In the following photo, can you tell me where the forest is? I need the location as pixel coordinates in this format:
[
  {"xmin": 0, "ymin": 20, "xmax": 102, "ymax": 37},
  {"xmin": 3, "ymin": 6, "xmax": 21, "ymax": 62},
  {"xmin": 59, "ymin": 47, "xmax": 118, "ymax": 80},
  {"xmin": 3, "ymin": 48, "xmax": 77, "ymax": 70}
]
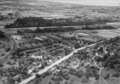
[{"xmin": 4, "ymin": 17, "xmax": 113, "ymax": 28}]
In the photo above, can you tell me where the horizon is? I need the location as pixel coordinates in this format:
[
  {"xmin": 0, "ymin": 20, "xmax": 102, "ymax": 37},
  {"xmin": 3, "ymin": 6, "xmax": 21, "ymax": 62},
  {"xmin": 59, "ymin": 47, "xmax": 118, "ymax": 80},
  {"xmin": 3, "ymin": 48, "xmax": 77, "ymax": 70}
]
[{"xmin": 45, "ymin": 0, "xmax": 120, "ymax": 6}]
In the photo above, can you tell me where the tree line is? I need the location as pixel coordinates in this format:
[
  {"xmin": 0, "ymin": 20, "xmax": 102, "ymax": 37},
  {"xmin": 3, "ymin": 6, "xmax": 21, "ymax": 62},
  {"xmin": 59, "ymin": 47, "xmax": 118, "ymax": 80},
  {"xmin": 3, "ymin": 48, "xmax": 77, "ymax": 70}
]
[
  {"xmin": 82, "ymin": 25, "xmax": 116, "ymax": 30},
  {"xmin": 4, "ymin": 17, "xmax": 113, "ymax": 28},
  {"xmin": 17, "ymin": 27, "xmax": 76, "ymax": 33}
]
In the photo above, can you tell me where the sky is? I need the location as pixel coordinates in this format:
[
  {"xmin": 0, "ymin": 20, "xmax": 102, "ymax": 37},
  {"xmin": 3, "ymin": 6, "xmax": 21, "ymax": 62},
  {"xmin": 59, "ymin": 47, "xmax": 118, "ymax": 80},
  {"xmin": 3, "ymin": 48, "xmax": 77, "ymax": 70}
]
[{"xmin": 45, "ymin": 0, "xmax": 120, "ymax": 6}]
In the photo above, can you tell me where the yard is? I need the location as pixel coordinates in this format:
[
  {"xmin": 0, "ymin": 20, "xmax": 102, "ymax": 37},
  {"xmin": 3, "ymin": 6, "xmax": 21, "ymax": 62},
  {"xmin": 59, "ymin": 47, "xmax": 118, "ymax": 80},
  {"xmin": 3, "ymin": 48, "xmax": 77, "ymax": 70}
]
[
  {"xmin": 101, "ymin": 68, "xmax": 120, "ymax": 84},
  {"xmin": 0, "ymin": 38, "xmax": 12, "ymax": 59}
]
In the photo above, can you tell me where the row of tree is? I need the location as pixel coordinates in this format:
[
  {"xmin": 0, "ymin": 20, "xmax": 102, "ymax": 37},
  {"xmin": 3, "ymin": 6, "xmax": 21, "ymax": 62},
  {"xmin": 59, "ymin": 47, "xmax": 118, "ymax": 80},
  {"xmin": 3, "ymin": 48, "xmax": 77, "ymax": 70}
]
[
  {"xmin": 17, "ymin": 27, "xmax": 76, "ymax": 33},
  {"xmin": 4, "ymin": 17, "xmax": 114, "ymax": 28},
  {"xmin": 82, "ymin": 25, "xmax": 116, "ymax": 30},
  {"xmin": 35, "ymin": 27, "xmax": 76, "ymax": 33}
]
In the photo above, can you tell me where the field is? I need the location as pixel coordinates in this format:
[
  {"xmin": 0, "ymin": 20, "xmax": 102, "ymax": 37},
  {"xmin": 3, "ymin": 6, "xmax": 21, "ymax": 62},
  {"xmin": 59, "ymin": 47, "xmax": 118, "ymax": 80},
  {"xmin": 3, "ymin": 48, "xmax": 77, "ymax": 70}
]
[
  {"xmin": 54, "ymin": 28, "xmax": 120, "ymax": 43},
  {"xmin": 101, "ymin": 68, "xmax": 120, "ymax": 84},
  {"xmin": 106, "ymin": 22, "xmax": 120, "ymax": 28},
  {"xmin": 0, "ymin": 19, "xmax": 15, "ymax": 29},
  {"xmin": 74, "ymin": 28, "xmax": 120, "ymax": 40},
  {"xmin": 95, "ymin": 28, "xmax": 120, "ymax": 38},
  {"xmin": 57, "ymin": 30, "xmax": 104, "ymax": 42}
]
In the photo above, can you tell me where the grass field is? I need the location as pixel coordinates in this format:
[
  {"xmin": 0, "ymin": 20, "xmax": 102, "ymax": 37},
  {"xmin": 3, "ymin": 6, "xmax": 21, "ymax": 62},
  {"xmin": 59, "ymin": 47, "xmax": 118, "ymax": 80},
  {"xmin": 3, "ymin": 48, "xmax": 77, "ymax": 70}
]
[
  {"xmin": 101, "ymin": 68, "xmax": 120, "ymax": 84},
  {"xmin": 59, "ymin": 31, "xmax": 104, "ymax": 42},
  {"xmin": 0, "ymin": 19, "xmax": 15, "ymax": 29},
  {"xmin": 0, "ymin": 26, "xmax": 4, "ymax": 29},
  {"xmin": 95, "ymin": 28, "xmax": 120, "ymax": 38},
  {"xmin": 74, "ymin": 28, "xmax": 120, "ymax": 40},
  {"xmin": 106, "ymin": 22, "xmax": 120, "ymax": 28}
]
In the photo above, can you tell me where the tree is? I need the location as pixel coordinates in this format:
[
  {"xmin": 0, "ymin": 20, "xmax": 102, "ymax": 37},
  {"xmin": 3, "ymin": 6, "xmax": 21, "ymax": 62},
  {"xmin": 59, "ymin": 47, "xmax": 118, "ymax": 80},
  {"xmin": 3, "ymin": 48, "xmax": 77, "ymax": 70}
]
[
  {"xmin": 76, "ymin": 70, "xmax": 84, "ymax": 78},
  {"xmin": 0, "ymin": 31, "xmax": 6, "ymax": 38},
  {"xmin": 81, "ymin": 77, "xmax": 89, "ymax": 83},
  {"xmin": 64, "ymin": 81, "xmax": 68, "ymax": 84},
  {"xmin": 5, "ymin": 47, "xmax": 11, "ymax": 52},
  {"xmin": 69, "ymin": 69, "xmax": 76, "ymax": 75},
  {"xmin": 51, "ymin": 77, "xmax": 55, "ymax": 81},
  {"xmin": 63, "ymin": 73, "xmax": 70, "ymax": 80},
  {"xmin": 0, "ymin": 63, "xmax": 3, "ymax": 67},
  {"xmin": 48, "ymin": 81, "xmax": 52, "ymax": 84},
  {"xmin": 34, "ymin": 79, "xmax": 40, "ymax": 84},
  {"xmin": 104, "ymin": 74, "xmax": 110, "ymax": 80},
  {"xmin": 112, "ymin": 73, "xmax": 120, "ymax": 77},
  {"xmin": 36, "ymin": 74, "xmax": 41, "ymax": 78},
  {"xmin": 7, "ymin": 78, "xmax": 15, "ymax": 84},
  {"xmin": 74, "ymin": 43, "xmax": 81, "ymax": 49}
]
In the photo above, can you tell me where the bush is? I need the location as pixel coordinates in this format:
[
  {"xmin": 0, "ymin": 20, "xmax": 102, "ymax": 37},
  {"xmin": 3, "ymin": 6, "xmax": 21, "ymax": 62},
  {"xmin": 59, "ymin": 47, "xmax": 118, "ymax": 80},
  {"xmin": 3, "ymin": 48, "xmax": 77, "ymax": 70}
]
[
  {"xmin": 0, "ymin": 63, "xmax": 3, "ymax": 67},
  {"xmin": 76, "ymin": 70, "xmax": 84, "ymax": 78},
  {"xmin": 36, "ymin": 74, "xmax": 41, "ymax": 78},
  {"xmin": 0, "ymin": 31, "xmax": 6, "ymax": 38}
]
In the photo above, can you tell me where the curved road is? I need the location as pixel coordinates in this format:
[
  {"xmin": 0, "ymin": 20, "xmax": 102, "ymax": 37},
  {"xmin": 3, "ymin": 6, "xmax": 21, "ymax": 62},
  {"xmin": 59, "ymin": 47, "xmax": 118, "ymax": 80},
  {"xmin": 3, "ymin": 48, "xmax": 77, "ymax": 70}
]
[
  {"xmin": 0, "ymin": 34, "xmax": 17, "ymax": 64},
  {"xmin": 99, "ymin": 67, "xmax": 110, "ymax": 84}
]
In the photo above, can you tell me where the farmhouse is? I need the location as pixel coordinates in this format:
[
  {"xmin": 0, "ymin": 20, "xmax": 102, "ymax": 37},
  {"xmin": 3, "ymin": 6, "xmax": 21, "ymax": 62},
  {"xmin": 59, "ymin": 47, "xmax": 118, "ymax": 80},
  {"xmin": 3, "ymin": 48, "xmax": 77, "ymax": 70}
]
[
  {"xmin": 77, "ymin": 33, "xmax": 89, "ymax": 36},
  {"xmin": 12, "ymin": 35, "xmax": 22, "ymax": 40}
]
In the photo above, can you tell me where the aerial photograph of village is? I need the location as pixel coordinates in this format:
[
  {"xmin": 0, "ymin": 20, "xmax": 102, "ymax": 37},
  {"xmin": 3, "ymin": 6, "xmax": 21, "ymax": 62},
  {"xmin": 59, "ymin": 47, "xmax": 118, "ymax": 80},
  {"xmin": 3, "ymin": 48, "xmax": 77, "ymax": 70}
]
[{"xmin": 0, "ymin": 0, "xmax": 120, "ymax": 84}]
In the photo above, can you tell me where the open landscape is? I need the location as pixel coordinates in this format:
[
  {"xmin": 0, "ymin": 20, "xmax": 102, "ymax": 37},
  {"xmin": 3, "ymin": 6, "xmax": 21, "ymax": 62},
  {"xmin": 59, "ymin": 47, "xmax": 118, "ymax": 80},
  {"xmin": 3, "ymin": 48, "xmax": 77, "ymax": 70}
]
[{"xmin": 0, "ymin": 0, "xmax": 120, "ymax": 84}]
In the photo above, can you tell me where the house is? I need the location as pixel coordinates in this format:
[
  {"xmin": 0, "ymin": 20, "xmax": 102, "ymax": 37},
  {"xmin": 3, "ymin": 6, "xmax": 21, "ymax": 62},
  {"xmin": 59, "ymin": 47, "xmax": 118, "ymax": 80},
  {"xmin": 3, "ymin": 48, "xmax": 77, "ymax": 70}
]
[
  {"xmin": 70, "ymin": 61, "xmax": 80, "ymax": 69},
  {"xmin": 12, "ymin": 35, "xmax": 22, "ymax": 40},
  {"xmin": 34, "ymin": 37, "xmax": 44, "ymax": 41},
  {"xmin": 30, "ymin": 55, "xmax": 43, "ymax": 60}
]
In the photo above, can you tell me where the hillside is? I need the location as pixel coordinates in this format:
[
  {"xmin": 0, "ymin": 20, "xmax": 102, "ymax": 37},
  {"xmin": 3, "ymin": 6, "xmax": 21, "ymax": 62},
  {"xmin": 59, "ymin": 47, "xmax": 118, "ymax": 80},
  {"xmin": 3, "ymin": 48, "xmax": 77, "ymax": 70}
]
[{"xmin": 0, "ymin": 0, "xmax": 120, "ymax": 20}]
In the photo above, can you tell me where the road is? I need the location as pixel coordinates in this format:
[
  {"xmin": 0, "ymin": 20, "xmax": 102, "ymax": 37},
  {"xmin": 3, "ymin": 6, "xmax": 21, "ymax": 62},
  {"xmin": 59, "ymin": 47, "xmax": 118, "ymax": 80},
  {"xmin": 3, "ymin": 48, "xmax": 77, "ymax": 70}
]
[
  {"xmin": 0, "ymin": 35, "xmax": 17, "ymax": 63},
  {"xmin": 19, "ymin": 43, "xmax": 97, "ymax": 84},
  {"xmin": 99, "ymin": 67, "xmax": 110, "ymax": 84}
]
